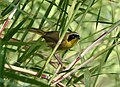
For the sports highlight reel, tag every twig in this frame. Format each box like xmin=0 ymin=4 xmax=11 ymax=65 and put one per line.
xmin=52 ymin=41 xmax=120 ymax=86
xmin=52 ymin=20 xmax=120 ymax=86
xmin=5 ymin=64 xmax=65 ymax=86
xmin=5 ymin=64 xmax=38 ymax=75
xmin=48 ymin=65 xmax=62 ymax=85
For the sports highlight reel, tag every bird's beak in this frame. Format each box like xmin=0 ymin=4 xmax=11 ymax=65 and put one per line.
xmin=77 ymin=35 xmax=80 ymax=39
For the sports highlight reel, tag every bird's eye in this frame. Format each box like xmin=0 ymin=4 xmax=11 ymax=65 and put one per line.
xmin=68 ymin=34 xmax=80 ymax=42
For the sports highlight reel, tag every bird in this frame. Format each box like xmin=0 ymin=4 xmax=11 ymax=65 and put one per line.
xmin=30 ymin=28 xmax=80 ymax=50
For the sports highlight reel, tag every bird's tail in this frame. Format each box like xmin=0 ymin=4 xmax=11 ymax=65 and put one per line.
xmin=29 ymin=28 xmax=46 ymax=36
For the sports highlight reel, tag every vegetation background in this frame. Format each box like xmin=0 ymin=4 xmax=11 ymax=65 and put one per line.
xmin=0 ymin=0 xmax=120 ymax=87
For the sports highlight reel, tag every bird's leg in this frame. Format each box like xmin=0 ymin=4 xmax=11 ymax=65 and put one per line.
xmin=54 ymin=52 xmax=63 ymax=67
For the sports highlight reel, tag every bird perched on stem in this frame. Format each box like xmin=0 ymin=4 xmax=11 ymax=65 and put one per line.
xmin=30 ymin=28 xmax=80 ymax=50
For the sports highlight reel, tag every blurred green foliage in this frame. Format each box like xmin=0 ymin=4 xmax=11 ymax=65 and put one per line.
xmin=0 ymin=0 xmax=120 ymax=87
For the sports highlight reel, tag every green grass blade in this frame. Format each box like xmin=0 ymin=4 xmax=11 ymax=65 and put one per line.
xmin=8 ymin=0 xmax=29 ymax=30
xmin=3 ymin=17 xmax=28 ymax=41
xmin=1 ymin=0 xmax=19 ymax=16
xmin=96 ymin=3 xmax=102 ymax=29
xmin=39 ymin=0 xmax=55 ymax=29
xmin=0 ymin=40 xmax=5 ymax=86
xmin=14 ymin=38 xmax=42 ymax=66
xmin=104 ymin=31 xmax=120 ymax=63
xmin=5 ymin=71 xmax=50 ymax=87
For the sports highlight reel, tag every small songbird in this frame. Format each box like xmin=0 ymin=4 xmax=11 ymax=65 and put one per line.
xmin=30 ymin=28 xmax=80 ymax=50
